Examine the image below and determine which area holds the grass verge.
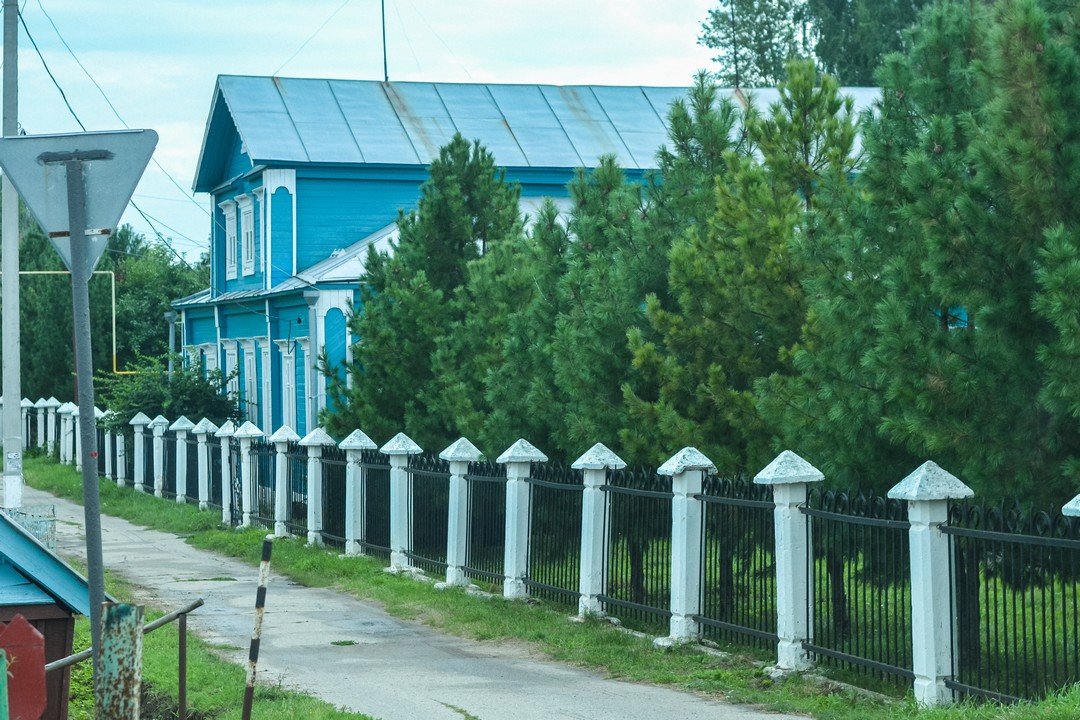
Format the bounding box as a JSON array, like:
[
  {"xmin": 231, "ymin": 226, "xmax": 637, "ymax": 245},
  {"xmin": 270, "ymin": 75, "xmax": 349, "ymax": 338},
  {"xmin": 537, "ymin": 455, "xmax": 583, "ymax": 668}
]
[{"xmin": 26, "ymin": 457, "xmax": 1080, "ymax": 720}]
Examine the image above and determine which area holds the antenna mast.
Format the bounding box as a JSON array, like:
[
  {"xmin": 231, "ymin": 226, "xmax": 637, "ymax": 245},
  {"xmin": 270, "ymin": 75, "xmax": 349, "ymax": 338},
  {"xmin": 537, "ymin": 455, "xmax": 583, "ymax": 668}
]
[{"xmin": 381, "ymin": 0, "xmax": 389, "ymax": 82}]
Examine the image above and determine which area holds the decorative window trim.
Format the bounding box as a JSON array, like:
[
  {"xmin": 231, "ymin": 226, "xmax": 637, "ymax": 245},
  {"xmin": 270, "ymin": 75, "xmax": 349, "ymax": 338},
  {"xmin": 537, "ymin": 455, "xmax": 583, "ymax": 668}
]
[
  {"xmin": 253, "ymin": 187, "xmax": 265, "ymax": 286},
  {"xmin": 219, "ymin": 199, "xmax": 237, "ymax": 280},
  {"xmin": 237, "ymin": 194, "xmax": 255, "ymax": 276},
  {"xmin": 274, "ymin": 339, "xmax": 297, "ymax": 429}
]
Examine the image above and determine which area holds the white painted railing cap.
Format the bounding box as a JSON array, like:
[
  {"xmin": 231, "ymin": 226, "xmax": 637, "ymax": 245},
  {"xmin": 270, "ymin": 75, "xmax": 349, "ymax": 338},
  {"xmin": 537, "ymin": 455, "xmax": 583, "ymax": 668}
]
[
  {"xmin": 34, "ymin": 398, "xmax": 48, "ymax": 408},
  {"xmin": 658, "ymin": 447, "xmax": 716, "ymax": 476},
  {"xmin": 299, "ymin": 427, "xmax": 336, "ymax": 447},
  {"xmin": 754, "ymin": 450, "xmax": 824, "ymax": 485},
  {"xmin": 148, "ymin": 415, "xmax": 170, "ymax": 429},
  {"xmin": 439, "ymin": 437, "xmax": 484, "ymax": 462},
  {"xmin": 192, "ymin": 418, "xmax": 219, "ymax": 435},
  {"xmin": 214, "ymin": 420, "xmax": 237, "ymax": 438},
  {"xmin": 339, "ymin": 429, "xmax": 377, "ymax": 451},
  {"xmin": 232, "ymin": 421, "xmax": 264, "ymax": 439},
  {"xmin": 169, "ymin": 416, "xmax": 195, "ymax": 432},
  {"xmin": 45, "ymin": 396, "xmax": 61, "ymax": 408},
  {"xmin": 888, "ymin": 461, "xmax": 974, "ymax": 501},
  {"xmin": 572, "ymin": 443, "xmax": 627, "ymax": 470},
  {"xmin": 129, "ymin": 411, "xmax": 151, "ymax": 426},
  {"xmin": 1063, "ymin": 494, "xmax": 1080, "ymax": 518},
  {"xmin": 268, "ymin": 425, "xmax": 301, "ymax": 443},
  {"xmin": 497, "ymin": 439, "xmax": 548, "ymax": 464},
  {"xmin": 20, "ymin": 398, "xmax": 33, "ymax": 408},
  {"xmin": 380, "ymin": 432, "xmax": 422, "ymax": 456}
]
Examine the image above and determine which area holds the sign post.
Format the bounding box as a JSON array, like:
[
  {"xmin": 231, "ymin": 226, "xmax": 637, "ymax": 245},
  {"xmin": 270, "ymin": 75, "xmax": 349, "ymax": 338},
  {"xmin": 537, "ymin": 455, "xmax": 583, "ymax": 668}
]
[{"xmin": 0, "ymin": 129, "xmax": 157, "ymax": 687}]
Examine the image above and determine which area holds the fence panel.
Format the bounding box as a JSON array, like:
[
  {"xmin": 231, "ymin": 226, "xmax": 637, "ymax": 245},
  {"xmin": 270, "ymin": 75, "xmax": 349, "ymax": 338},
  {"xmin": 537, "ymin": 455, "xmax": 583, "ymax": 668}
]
[
  {"xmin": 143, "ymin": 434, "xmax": 153, "ymax": 489},
  {"xmin": 229, "ymin": 442, "xmax": 243, "ymax": 526},
  {"xmin": 124, "ymin": 430, "xmax": 135, "ymax": 480},
  {"xmin": 183, "ymin": 437, "xmax": 199, "ymax": 502},
  {"xmin": 321, "ymin": 446, "xmax": 347, "ymax": 547},
  {"xmin": 207, "ymin": 440, "xmax": 223, "ymax": 509},
  {"xmin": 599, "ymin": 467, "xmax": 673, "ymax": 633},
  {"xmin": 464, "ymin": 460, "xmax": 505, "ymax": 588},
  {"xmin": 945, "ymin": 502, "xmax": 1080, "ymax": 702},
  {"xmin": 361, "ymin": 449, "xmax": 391, "ymax": 558},
  {"xmin": 284, "ymin": 442, "xmax": 308, "ymax": 536},
  {"xmin": 697, "ymin": 474, "xmax": 777, "ymax": 650},
  {"xmin": 162, "ymin": 432, "xmax": 177, "ymax": 498},
  {"xmin": 250, "ymin": 441, "xmax": 276, "ymax": 530},
  {"xmin": 525, "ymin": 461, "xmax": 582, "ymax": 606},
  {"xmin": 802, "ymin": 489, "xmax": 913, "ymax": 686},
  {"xmin": 406, "ymin": 454, "xmax": 450, "ymax": 575},
  {"xmin": 96, "ymin": 426, "xmax": 106, "ymax": 476}
]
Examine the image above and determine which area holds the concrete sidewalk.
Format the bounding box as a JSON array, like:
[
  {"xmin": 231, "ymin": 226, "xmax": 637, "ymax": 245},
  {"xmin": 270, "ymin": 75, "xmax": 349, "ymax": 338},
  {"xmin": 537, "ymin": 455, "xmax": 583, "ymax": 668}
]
[{"xmin": 25, "ymin": 486, "xmax": 801, "ymax": 720}]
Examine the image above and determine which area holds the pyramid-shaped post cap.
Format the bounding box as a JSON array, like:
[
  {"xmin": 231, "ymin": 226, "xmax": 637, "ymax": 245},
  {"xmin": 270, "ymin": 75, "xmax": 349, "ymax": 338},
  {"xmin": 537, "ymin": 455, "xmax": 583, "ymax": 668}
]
[
  {"xmin": 45, "ymin": 397, "xmax": 61, "ymax": 408},
  {"xmin": 1063, "ymin": 494, "xmax": 1080, "ymax": 518},
  {"xmin": 148, "ymin": 414, "xmax": 170, "ymax": 429},
  {"xmin": 439, "ymin": 437, "xmax": 484, "ymax": 463},
  {"xmin": 214, "ymin": 420, "xmax": 237, "ymax": 438},
  {"xmin": 34, "ymin": 398, "xmax": 47, "ymax": 408},
  {"xmin": 300, "ymin": 427, "xmax": 336, "ymax": 447},
  {"xmin": 497, "ymin": 439, "xmax": 548, "ymax": 464},
  {"xmin": 129, "ymin": 412, "xmax": 151, "ymax": 426},
  {"xmin": 339, "ymin": 429, "xmax": 377, "ymax": 451},
  {"xmin": 70, "ymin": 406, "xmax": 81, "ymax": 417},
  {"xmin": 20, "ymin": 398, "xmax": 33, "ymax": 408},
  {"xmin": 58, "ymin": 402, "xmax": 75, "ymax": 414},
  {"xmin": 658, "ymin": 447, "xmax": 716, "ymax": 476},
  {"xmin": 754, "ymin": 450, "xmax": 824, "ymax": 486},
  {"xmin": 268, "ymin": 425, "xmax": 301, "ymax": 444},
  {"xmin": 380, "ymin": 432, "xmax": 422, "ymax": 455},
  {"xmin": 232, "ymin": 421, "xmax": 264, "ymax": 440},
  {"xmin": 192, "ymin": 418, "xmax": 219, "ymax": 435},
  {"xmin": 94, "ymin": 407, "xmax": 106, "ymax": 419},
  {"xmin": 572, "ymin": 443, "xmax": 627, "ymax": 470},
  {"xmin": 169, "ymin": 416, "xmax": 195, "ymax": 432},
  {"xmin": 888, "ymin": 461, "xmax": 973, "ymax": 502}
]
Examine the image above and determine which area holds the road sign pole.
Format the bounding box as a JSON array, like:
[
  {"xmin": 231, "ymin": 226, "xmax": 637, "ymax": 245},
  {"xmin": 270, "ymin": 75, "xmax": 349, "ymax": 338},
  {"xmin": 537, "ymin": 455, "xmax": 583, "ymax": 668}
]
[{"xmin": 65, "ymin": 158, "xmax": 106, "ymax": 684}]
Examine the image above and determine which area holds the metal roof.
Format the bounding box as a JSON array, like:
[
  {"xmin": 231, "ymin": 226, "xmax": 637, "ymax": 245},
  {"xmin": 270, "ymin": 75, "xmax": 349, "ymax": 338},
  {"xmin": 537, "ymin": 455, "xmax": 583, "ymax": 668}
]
[{"xmin": 0, "ymin": 512, "xmax": 92, "ymax": 615}]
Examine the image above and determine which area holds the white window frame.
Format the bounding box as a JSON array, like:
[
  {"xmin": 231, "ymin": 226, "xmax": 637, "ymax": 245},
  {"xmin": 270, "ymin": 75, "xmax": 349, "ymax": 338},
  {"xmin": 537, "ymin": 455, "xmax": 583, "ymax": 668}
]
[
  {"xmin": 239, "ymin": 339, "xmax": 258, "ymax": 421},
  {"xmin": 237, "ymin": 193, "xmax": 255, "ymax": 277},
  {"xmin": 275, "ymin": 340, "xmax": 297, "ymax": 430},
  {"xmin": 223, "ymin": 342, "xmax": 239, "ymax": 398},
  {"xmin": 253, "ymin": 187, "xmax": 266, "ymax": 287},
  {"xmin": 219, "ymin": 198, "xmax": 237, "ymax": 280}
]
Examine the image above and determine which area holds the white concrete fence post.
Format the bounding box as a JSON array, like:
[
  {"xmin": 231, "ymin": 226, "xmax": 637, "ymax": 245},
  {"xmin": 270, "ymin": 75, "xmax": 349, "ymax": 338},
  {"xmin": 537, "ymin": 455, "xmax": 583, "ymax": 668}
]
[
  {"xmin": 754, "ymin": 450, "xmax": 825, "ymax": 672},
  {"xmin": 170, "ymin": 416, "xmax": 196, "ymax": 503},
  {"xmin": 115, "ymin": 427, "xmax": 127, "ymax": 487},
  {"xmin": 301, "ymin": 427, "xmax": 337, "ymax": 546},
  {"xmin": 439, "ymin": 437, "xmax": 484, "ymax": 587},
  {"xmin": 269, "ymin": 426, "xmax": 300, "ymax": 537},
  {"xmin": 233, "ymin": 421, "xmax": 264, "ymax": 528},
  {"xmin": 34, "ymin": 398, "xmax": 47, "ymax": 450},
  {"xmin": 340, "ymin": 430, "xmax": 377, "ymax": 557},
  {"xmin": 192, "ymin": 419, "xmax": 218, "ymax": 510},
  {"xmin": 573, "ymin": 443, "xmax": 627, "ymax": 618},
  {"xmin": 657, "ymin": 447, "xmax": 716, "ymax": 646},
  {"xmin": 380, "ymin": 432, "xmax": 422, "ymax": 573},
  {"xmin": 20, "ymin": 398, "xmax": 32, "ymax": 450},
  {"xmin": 497, "ymin": 439, "xmax": 548, "ymax": 599},
  {"xmin": 45, "ymin": 397, "xmax": 60, "ymax": 455},
  {"xmin": 215, "ymin": 421, "xmax": 237, "ymax": 524},
  {"xmin": 129, "ymin": 412, "xmax": 150, "ymax": 492},
  {"xmin": 149, "ymin": 415, "xmax": 170, "ymax": 498},
  {"xmin": 104, "ymin": 423, "xmax": 115, "ymax": 480},
  {"xmin": 57, "ymin": 402, "xmax": 74, "ymax": 464},
  {"xmin": 72, "ymin": 406, "xmax": 83, "ymax": 472},
  {"xmin": 888, "ymin": 461, "xmax": 973, "ymax": 707}
]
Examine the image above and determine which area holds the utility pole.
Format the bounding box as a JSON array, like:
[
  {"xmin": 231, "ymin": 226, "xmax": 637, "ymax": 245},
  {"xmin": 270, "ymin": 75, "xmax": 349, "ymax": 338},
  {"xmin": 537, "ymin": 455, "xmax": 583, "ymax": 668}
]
[
  {"xmin": 381, "ymin": 0, "xmax": 388, "ymax": 82},
  {"xmin": 1, "ymin": 0, "xmax": 22, "ymax": 509}
]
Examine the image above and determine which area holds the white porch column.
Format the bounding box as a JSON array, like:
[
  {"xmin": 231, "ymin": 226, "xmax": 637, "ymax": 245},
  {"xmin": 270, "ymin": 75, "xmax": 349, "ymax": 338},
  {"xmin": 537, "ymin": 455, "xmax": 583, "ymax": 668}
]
[
  {"xmin": 34, "ymin": 398, "xmax": 47, "ymax": 449},
  {"xmin": 573, "ymin": 443, "xmax": 626, "ymax": 618},
  {"xmin": 889, "ymin": 461, "xmax": 973, "ymax": 707},
  {"xmin": 192, "ymin": 419, "xmax": 219, "ymax": 510},
  {"xmin": 754, "ymin": 450, "xmax": 824, "ymax": 672},
  {"xmin": 658, "ymin": 447, "xmax": 716, "ymax": 645},
  {"xmin": 170, "ymin": 416, "xmax": 195, "ymax": 503},
  {"xmin": 129, "ymin": 412, "xmax": 150, "ymax": 492},
  {"xmin": 149, "ymin": 415, "xmax": 170, "ymax": 498},
  {"xmin": 233, "ymin": 421, "xmax": 264, "ymax": 528},
  {"xmin": 45, "ymin": 397, "xmax": 61, "ymax": 455},
  {"xmin": 269, "ymin": 426, "xmax": 300, "ymax": 537},
  {"xmin": 340, "ymin": 430, "xmax": 377, "ymax": 556},
  {"xmin": 301, "ymin": 427, "xmax": 336, "ymax": 546},
  {"xmin": 215, "ymin": 421, "xmax": 237, "ymax": 524},
  {"xmin": 380, "ymin": 432, "xmax": 422, "ymax": 572},
  {"xmin": 439, "ymin": 437, "xmax": 484, "ymax": 587},
  {"xmin": 496, "ymin": 439, "xmax": 548, "ymax": 599}
]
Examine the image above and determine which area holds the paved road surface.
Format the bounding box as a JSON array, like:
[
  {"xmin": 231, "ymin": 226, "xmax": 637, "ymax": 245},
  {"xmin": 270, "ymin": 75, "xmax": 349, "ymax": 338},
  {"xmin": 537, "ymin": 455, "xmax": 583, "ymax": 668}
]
[{"xmin": 25, "ymin": 486, "xmax": 802, "ymax": 720}]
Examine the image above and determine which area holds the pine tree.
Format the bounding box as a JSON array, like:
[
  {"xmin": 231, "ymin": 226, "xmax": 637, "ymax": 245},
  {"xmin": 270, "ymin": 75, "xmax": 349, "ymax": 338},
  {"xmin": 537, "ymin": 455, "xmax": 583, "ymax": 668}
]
[
  {"xmin": 700, "ymin": 0, "xmax": 812, "ymax": 87},
  {"xmin": 807, "ymin": 0, "xmax": 930, "ymax": 85}
]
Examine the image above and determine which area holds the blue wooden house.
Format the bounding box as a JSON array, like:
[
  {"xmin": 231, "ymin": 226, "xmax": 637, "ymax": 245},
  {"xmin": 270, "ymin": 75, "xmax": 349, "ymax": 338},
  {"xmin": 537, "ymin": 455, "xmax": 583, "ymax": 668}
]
[{"xmin": 176, "ymin": 76, "xmax": 877, "ymax": 435}]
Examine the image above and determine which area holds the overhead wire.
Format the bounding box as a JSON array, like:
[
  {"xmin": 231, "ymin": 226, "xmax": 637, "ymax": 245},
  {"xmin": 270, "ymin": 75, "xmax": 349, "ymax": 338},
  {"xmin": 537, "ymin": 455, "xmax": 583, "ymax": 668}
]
[{"xmin": 273, "ymin": 0, "xmax": 354, "ymax": 76}]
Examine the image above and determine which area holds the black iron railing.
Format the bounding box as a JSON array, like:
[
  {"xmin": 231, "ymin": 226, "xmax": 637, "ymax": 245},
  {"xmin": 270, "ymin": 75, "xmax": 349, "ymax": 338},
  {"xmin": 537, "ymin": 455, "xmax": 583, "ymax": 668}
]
[
  {"xmin": 206, "ymin": 440, "xmax": 223, "ymax": 509},
  {"xmin": 229, "ymin": 441, "xmax": 243, "ymax": 526},
  {"xmin": 406, "ymin": 453, "xmax": 450, "ymax": 575},
  {"xmin": 250, "ymin": 440, "xmax": 276, "ymax": 530},
  {"xmin": 944, "ymin": 502, "xmax": 1080, "ymax": 702},
  {"xmin": 360, "ymin": 449, "xmax": 391, "ymax": 558},
  {"xmin": 183, "ymin": 437, "xmax": 199, "ymax": 502},
  {"xmin": 464, "ymin": 460, "xmax": 505, "ymax": 587},
  {"xmin": 599, "ymin": 466, "xmax": 673, "ymax": 633},
  {"xmin": 284, "ymin": 442, "xmax": 308, "ymax": 536},
  {"xmin": 96, "ymin": 426, "xmax": 106, "ymax": 476},
  {"xmin": 696, "ymin": 474, "xmax": 777, "ymax": 650},
  {"xmin": 142, "ymin": 433, "xmax": 153, "ymax": 489},
  {"xmin": 124, "ymin": 430, "xmax": 135, "ymax": 480},
  {"xmin": 162, "ymin": 431, "xmax": 177, "ymax": 498},
  {"xmin": 321, "ymin": 446, "xmax": 348, "ymax": 547},
  {"xmin": 525, "ymin": 461, "xmax": 582, "ymax": 605},
  {"xmin": 802, "ymin": 488, "xmax": 913, "ymax": 685}
]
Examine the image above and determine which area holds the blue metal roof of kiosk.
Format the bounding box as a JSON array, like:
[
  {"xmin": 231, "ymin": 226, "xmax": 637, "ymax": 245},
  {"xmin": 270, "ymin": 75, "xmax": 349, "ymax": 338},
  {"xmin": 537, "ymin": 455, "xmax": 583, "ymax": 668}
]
[{"xmin": 0, "ymin": 512, "xmax": 93, "ymax": 615}]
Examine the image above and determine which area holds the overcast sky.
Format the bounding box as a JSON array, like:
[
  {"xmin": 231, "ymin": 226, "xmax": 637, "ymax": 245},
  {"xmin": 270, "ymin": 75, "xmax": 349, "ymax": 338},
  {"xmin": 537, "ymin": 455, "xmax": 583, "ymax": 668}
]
[{"xmin": 11, "ymin": 0, "xmax": 716, "ymax": 260}]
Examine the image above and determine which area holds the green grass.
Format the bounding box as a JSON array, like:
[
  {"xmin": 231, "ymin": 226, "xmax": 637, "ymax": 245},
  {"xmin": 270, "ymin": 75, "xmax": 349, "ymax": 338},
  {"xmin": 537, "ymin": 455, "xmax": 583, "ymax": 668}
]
[{"xmin": 26, "ymin": 456, "xmax": 1080, "ymax": 720}]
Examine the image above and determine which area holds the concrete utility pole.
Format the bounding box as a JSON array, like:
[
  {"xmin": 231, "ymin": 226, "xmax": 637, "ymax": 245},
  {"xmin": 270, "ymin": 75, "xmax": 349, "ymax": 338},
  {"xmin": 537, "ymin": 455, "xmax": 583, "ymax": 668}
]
[{"xmin": 1, "ymin": 0, "xmax": 22, "ymax": 509}]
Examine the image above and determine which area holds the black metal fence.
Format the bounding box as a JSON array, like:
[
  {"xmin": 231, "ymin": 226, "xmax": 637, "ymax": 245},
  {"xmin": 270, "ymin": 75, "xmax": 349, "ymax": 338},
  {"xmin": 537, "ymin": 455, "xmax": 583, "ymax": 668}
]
[
  {"xmin": 599, "ymin": 466, "xmax": 673, "ymax": 633},
  {"xmin": 142, "ymin": 433, "xmax": 153, "ymax": 489},
  {"xmin": 162, "ymin": 431, "xmax": 177, "ymax": 499},
  {"xmin": 250, "ymin": 440, "xmax": 276, "ymax": 530},
  {"xmin": 802, "ymin": 488, "xmax": 913, "ymax": 685},
  {"xmin": 96, "ymin": 426, "xmax": 106, "ymax": 477},
  {"xmin": 124, "ymin": 430, "xmax": 135, "ymax": 481},
  {"xmin": 322, "ymin": 446, "xmax": 348, "ymax": 547},
  {"xmin": 284, "ymin": 442, "xmax": 308, "ymax": 536},
  {"xmin": 525, "ymin": 461, "xmax": 582, "ymax": 606},
  {"xmin": 464, "ymin": 460, "xmax": 505, "ymax": 587},
  {"xmin": 406, "ymin": 453, "xmax": 450, "ymax": 575},
  {"xmin": 360, "ymin": 449, "xmax": 391, "ymax": 558},
  {"xmin": 697, "ymin": 474, "xmax": 777, "ymax": 650},
  {"xmin": 945, "ymin": 502, "xmax": 1080, "ymax": 702},
  {"xmin": 229, "ymin": 440, "xmax": 243, "ymax": 526},
  {"xmin": 207, "ymin": 439, "xmax": 224, "ymax": 509},
  {"xmin": 183, "ymin": 437, "xmax": 199, "ymax": 502}
]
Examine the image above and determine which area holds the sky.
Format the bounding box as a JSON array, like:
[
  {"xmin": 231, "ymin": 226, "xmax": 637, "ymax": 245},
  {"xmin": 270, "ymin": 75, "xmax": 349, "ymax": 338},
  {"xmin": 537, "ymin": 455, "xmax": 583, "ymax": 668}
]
[{"xmin": 10, "ymin": 0, "xmax": 717, "ymax": 261}]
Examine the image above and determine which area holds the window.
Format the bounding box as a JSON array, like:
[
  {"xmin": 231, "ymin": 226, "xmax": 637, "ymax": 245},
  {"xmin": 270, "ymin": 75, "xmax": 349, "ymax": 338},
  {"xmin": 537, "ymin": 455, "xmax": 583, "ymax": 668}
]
[
  {"xmin": 219, "ymin": 199, "xmax": 237, "ymax": 280},
  {"xmin": 237, "ymin": 194, "xmax": 254, "ymax": 276}
]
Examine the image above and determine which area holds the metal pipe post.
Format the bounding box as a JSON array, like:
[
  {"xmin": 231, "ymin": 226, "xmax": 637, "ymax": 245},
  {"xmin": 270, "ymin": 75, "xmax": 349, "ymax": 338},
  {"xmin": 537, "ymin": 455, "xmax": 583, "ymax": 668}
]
[
  {"xmin": 1, "ymin": 0, "xmax": 22, "ymax": 509},
  {"xmin": 242, "ymin": 536, "xmax": 273, "ymax": 720}
]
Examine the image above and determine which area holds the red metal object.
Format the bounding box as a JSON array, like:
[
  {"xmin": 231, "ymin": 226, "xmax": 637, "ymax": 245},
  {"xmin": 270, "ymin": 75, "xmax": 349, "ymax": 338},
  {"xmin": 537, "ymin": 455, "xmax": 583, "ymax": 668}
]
[{"xmin": 0, "ymin": 614, "xmax": 47, "ymax": 720}]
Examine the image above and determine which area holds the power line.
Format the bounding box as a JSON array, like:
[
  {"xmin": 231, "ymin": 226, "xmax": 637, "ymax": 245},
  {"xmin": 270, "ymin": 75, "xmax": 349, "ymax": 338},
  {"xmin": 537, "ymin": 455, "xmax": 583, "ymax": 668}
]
[{"xmin": 274, "ymin": 0, "xmax": 354, "ymax": 76}]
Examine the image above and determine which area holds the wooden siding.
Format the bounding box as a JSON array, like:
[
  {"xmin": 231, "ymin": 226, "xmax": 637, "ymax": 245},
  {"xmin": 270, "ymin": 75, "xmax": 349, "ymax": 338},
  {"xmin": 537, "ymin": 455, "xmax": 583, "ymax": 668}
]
[{"xmin": 270, "ymin": 187, "xmax": 294, "ymax": 285}]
